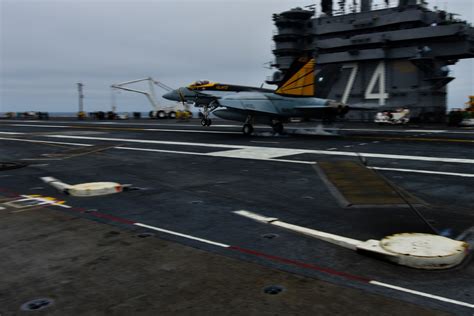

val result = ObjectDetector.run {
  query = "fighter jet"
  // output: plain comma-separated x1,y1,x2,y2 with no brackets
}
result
163,57,349,135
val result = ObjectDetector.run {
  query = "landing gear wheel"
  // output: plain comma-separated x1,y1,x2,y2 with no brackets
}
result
157,111,166,119
168,111,176,119
201,118,212,126
242,123,253,136
272,122,284,134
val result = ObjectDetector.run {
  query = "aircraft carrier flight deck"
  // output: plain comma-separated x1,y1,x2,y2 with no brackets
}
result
0,118,473,315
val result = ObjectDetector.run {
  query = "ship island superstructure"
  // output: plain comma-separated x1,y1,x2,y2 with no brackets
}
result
267,0,474,122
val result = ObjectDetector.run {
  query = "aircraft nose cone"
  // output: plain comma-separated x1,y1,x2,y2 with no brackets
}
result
162,91,177,101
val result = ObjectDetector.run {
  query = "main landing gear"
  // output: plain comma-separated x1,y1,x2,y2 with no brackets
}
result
242,123,253,136
200,101,218,127
242,115,255,136
240,118,285,136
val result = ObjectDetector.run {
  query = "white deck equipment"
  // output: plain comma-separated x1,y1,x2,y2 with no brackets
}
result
41,177,127,197
234,210,468,270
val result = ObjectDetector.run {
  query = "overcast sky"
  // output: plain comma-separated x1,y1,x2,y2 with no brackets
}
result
1,0,473,112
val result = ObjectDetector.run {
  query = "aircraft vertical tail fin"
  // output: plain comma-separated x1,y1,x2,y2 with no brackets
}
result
275,58,342,99
275,57,316,97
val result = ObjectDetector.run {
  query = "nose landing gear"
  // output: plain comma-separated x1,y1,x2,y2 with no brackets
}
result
201,118,212,126
200,101,218,127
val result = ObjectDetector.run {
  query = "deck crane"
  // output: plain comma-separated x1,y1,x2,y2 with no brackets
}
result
111,77,189,119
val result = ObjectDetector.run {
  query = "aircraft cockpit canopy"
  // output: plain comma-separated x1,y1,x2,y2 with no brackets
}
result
188,80,215,90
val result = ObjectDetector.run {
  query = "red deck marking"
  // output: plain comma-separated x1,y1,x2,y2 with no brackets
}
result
229,245,371,283
76,208,135,225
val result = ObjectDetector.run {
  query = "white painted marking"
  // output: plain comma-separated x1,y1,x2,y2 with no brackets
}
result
359,143,367,146
0,131,23,135
144,128,239,134
250,141,280,144
327,148,337,151
3,121,474,134
0,206,5,210
12,124,69,128
19,195,72,209
1,137,473,176
370,281,474,309
233,210,279,223
116,146,316,165
45,135,242,149
330,128,474,135
369,167,474,178
405,130,447,133
344,145,353,148
208,148,307,159
134,223,230,248
5,124,239,135
0,137,91,147
212,124,241,127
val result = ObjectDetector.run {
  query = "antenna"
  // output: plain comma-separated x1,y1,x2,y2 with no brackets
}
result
263,61,273,70
304,4,316,12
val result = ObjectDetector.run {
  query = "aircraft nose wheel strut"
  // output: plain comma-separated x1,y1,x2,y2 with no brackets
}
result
201,102,218,127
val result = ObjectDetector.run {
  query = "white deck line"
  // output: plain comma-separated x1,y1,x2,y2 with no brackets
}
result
3,121,473,134
369,167,474,178
370,281,474,309
0,136,91,147
0,131,24,135
0,136,473,175
134,223,230,248
116,146,316,165
42,134,474,164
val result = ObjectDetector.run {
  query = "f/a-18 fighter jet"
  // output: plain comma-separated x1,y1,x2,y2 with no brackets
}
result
163,57,349,135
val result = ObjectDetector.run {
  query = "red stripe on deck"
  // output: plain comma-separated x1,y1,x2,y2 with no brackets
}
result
229,245,371,283
70,207,136,225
